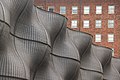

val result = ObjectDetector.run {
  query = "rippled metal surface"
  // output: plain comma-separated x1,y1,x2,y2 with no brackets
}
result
0,0,120,80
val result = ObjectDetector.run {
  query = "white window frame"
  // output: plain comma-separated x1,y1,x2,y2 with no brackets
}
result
96,20,102,28
84,6,90,14
108,34,114,42
108,20,114,28
96,6,102,14
83,20,90,28
72,6,78,14
108,5,115,14
60,6,66,14
95,34,101,42
71,20,78,28
48,6,54,12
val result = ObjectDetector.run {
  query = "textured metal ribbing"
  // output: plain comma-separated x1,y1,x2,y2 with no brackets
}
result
103,58,120,80
112,58,120,74
67,28,92,59
0,23,27,79
0,0,120,80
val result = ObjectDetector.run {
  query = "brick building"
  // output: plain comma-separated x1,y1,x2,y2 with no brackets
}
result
34,0,120,57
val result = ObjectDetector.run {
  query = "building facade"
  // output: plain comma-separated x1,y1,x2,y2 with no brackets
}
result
34,0,120,57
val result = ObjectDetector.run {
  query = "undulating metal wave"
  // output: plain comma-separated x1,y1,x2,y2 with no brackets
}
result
0,0,120,80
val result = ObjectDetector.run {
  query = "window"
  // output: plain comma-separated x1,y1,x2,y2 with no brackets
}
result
71,20,78,28
96,6,102,14
112,48,114,56
48,6,54,12
108,34,114,42
72,6,78,14
60,6,66,14
96,20,102,28
108,20,114,28
83,20,90,28
84,6,90,14
95,34,101,42
37,6,43,9
108,5,115,14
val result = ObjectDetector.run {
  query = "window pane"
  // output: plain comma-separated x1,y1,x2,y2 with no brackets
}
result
71,20,78,28
112,48,114,56
108,34,114,42
108,6,115,14
84,6,90,14
37,6,43,9
96,6,102,14
96,20,102,28
48,6,54,12
83,20,89,28
72,6,78,14
95,34,101,42
108,20,114,28
60,6,66,14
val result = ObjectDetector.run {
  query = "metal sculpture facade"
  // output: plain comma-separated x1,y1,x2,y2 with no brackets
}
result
0,0,120,80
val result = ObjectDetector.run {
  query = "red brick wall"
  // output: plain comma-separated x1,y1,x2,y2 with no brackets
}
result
34,0,120,57
80,0,120,57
